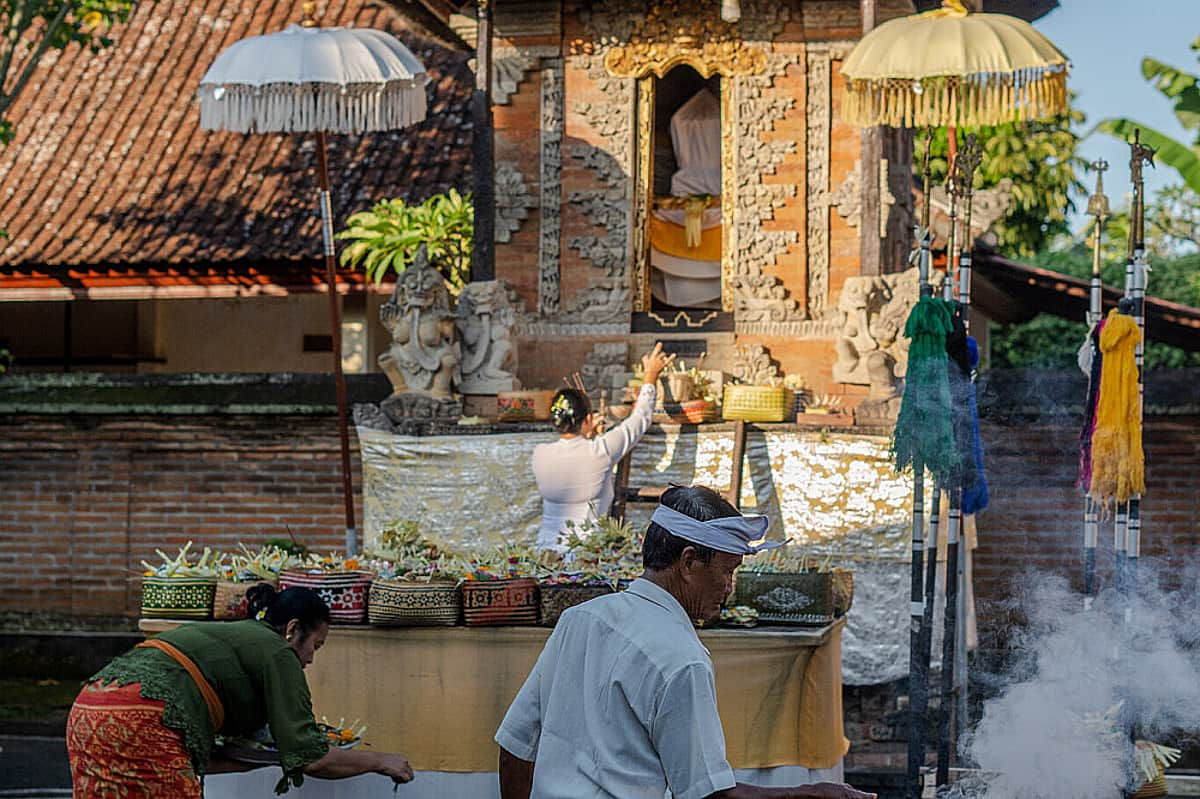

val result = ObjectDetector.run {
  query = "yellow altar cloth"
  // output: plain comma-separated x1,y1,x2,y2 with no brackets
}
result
650,214,723,261
303,620,848,772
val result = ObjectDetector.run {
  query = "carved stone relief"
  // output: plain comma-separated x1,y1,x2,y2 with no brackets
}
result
559,44,633,329
832,266,942,388
539,57,563,316
494,162,536,244
732,343,781,386
456,280,522,394
830,159,898,240
804,42,855,323
581,341,630,400
479,43,560,106
602,0,768,78
731,47,803,327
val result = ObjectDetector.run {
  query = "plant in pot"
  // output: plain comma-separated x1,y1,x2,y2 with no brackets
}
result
365,521,462,626
214,544,300,621
455,543,542,626
732,548,853,626
140,542,225,620
539,516,642,626
336,189,473,295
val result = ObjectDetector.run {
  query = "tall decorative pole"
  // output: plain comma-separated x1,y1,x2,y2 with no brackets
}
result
936,133,981,785
472,0,495,282
905,135,935,799
1125,133,1154,595
1082,160,1109,607
953,134,982,751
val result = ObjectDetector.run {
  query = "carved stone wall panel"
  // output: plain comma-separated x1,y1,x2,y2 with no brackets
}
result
494,162,536,244
538,57,563,316
581,341,630,400
559,48,634,328
732,343,780,386
731,47,803,328
805,47,832,321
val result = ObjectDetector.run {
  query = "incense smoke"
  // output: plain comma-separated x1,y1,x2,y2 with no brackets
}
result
957,568,1200,799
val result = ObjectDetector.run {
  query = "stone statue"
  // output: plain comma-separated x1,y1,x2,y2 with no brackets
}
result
456,280,521,394
833,266,941,390
378,245,461,401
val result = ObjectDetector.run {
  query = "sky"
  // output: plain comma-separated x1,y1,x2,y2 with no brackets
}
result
1033,0,1197,226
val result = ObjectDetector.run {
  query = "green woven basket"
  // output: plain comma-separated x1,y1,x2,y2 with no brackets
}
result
722,385,794,422
141,576,217,619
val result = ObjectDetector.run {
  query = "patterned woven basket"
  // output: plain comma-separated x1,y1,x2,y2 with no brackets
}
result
279,570,373,624
538,583,614,627
368,579,461,627
461,578,539,626
1132,763,1168,799
140,576,217,620
721,385,794,422
213,579,278,621
660,399,719,425
732,570,854,625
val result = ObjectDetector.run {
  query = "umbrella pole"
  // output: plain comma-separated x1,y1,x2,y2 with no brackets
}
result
315,130,358,556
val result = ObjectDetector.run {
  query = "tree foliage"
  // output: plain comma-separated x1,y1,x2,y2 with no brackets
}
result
0,1,141,145
336,190,474,293
1095,34,1200,193
913,105,1088,257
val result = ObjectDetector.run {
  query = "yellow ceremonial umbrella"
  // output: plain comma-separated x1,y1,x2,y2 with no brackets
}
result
840,0,1068,129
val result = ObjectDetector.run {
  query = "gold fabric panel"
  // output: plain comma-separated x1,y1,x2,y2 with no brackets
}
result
307,622,848,772
650,215,723,261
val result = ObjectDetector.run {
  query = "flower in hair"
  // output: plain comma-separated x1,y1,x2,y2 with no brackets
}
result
551,395,572,415
255,609,267,621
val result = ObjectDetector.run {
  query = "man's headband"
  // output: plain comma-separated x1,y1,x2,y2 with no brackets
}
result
649,504,783,556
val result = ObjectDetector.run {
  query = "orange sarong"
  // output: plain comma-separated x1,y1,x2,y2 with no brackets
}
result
66,681,201,798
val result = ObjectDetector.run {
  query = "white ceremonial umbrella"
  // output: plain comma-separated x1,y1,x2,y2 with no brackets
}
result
197,5,430,555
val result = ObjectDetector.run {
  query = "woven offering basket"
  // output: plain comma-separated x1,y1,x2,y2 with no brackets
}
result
732,570,854,625
722,385,794,422
538,583,614,627
368,579,461,626
1132,763,1168,799
461,578,539,626
140,576,217,620
213,579,278,621
279,570,373,624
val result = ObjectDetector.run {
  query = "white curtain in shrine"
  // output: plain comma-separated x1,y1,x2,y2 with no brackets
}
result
652,88,722,309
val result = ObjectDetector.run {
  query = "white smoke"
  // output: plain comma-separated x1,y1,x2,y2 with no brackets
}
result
959,568,1200,799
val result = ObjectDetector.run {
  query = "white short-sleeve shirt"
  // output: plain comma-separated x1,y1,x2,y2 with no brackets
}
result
495,578,737,799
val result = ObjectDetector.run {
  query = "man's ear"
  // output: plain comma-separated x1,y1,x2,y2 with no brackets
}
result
677,545,699,583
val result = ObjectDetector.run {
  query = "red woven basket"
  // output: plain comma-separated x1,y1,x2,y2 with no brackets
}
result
278,570,373,624
461,578,539,626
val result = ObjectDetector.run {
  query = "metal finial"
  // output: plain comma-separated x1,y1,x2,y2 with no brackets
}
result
301,2,319,27
1087,159,1110,220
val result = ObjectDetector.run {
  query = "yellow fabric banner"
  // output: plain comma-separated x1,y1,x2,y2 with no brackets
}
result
307,621,848,772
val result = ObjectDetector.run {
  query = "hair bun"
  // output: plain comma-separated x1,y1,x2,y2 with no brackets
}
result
245,583,279,618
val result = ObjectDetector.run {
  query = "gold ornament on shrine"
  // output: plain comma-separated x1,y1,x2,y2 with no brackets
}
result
603,1,766,79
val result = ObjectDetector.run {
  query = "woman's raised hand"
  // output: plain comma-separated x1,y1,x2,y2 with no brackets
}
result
641,342,676,386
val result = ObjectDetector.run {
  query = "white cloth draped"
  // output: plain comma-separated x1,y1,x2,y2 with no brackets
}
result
656,88,722,308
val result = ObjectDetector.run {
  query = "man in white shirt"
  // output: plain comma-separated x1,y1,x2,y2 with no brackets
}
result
495,485,876,799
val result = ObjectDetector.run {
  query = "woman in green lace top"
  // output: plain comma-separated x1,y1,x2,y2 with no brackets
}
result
66,585,414,796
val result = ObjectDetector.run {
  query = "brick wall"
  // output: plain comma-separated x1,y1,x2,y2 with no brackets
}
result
0,416,352,619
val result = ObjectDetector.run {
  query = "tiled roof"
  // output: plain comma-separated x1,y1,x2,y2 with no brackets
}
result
0,0,473,271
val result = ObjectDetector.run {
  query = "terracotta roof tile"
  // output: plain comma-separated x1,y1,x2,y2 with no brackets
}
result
0,0,473,270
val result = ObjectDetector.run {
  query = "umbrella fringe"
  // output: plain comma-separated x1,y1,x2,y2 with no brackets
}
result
841,67,1067,128
197,81,429,134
